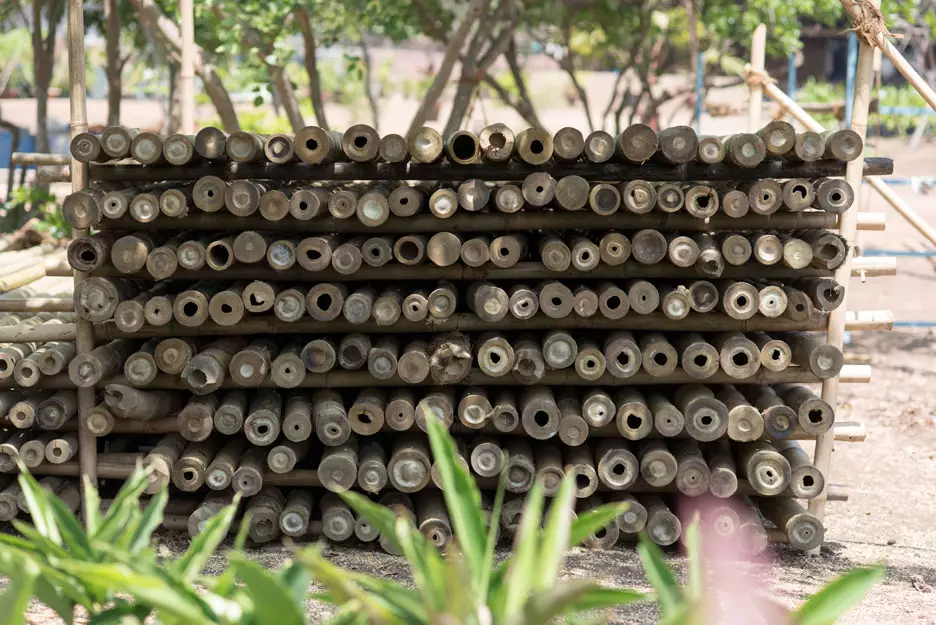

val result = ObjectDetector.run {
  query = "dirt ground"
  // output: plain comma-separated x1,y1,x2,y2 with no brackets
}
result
14,107,936,622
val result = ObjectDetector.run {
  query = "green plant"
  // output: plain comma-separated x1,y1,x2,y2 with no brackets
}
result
0,185,67,239
636,516,885,625
0,416,884,625
300,414,646,624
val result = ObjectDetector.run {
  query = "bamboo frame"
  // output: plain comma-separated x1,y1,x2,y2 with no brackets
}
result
19,364,873,390
809,5,877,550
85,157,894,183
838,0,936,111
0,298,73,312
67,0,98,508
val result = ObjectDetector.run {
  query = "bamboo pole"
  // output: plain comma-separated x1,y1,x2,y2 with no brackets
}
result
85,157,893,184
90,261,893,283
11,153,70,166
809,0,878,551
179,0,194,135
67,0,97,517
97,210,845,235
23,364,873,390
748,24,767,131
838,0,936,111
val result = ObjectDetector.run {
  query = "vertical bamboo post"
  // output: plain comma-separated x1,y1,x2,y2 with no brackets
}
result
68,0,98,514
748,24,767,132
180,0,195,134
808,0,878,553
838,0,936,111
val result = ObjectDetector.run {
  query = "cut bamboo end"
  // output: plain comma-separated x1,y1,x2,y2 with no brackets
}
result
838,364,871,384
844,310,893,331
855,212,885,231
850,256,896,277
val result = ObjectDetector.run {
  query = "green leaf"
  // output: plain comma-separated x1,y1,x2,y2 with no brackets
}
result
280,561,311,609
17,468,62,545
340,490,403,555
683,516,704,605
501,482,545,619
175,499,237,582
793,566,885,625
0,557,39,625
46,494,94,560
229,555,305,625
55,561,214,625
31,575,76,625
94,468,149,545
82,475,101,535
637,532,683,618
87,601,152,624
569,503,628,549
425,412,487,591
210,516,251,598
522,581,647,624
536,472,576,591
129,489,167,554
11,521,70,561
346,574,425,622
394,516,447,614
479,467,506,601
295,545,407,624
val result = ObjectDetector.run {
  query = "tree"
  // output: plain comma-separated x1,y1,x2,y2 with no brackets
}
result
25,0,65,154
128,0,241,131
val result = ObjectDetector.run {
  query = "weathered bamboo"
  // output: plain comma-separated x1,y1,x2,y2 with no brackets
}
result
758,496,823,551
388,435,431,493
643,495,681,546
706,439,738,499
717,384,765,442
674,384,729,442
181,337,246,394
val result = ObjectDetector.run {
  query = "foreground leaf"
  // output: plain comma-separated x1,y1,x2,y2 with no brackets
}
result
536,473,576,591
425,413,487,591
230,555,306,625
793,566,885,625
683,517,705,605
569,503,628,549
340,490,404,555
0,557,39,625
637,532,682,618
175,498,238,582
501,482,545,619
522,581,647,625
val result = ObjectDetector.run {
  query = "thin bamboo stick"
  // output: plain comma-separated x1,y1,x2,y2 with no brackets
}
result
0,299,73,312
809,2,878,550
67,0,98,518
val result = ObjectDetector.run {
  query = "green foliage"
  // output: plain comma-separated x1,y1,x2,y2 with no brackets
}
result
637,515,884,625
0,422,884,625
0,185,68,239
798,78,935,137
309,414,646,624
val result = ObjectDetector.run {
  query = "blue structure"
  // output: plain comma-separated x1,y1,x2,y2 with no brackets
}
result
0,130,37,169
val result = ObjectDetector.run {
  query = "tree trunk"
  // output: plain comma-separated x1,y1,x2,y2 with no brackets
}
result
503,38,543,127
129,0,240,131
561,56,594,132
406,0,486,136
360,36,380,130
31,0,62,154
272,65,305,132
167,63,182,134
296,8,328,129
105,0,122,125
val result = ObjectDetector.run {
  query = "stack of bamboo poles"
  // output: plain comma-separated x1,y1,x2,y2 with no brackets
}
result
0,122,893,553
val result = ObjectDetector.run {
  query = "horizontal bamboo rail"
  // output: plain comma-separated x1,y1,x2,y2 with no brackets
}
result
36,166,71,184
86,157,894,183
68,414,863,443
25,459,849,501
856,211,885,231
0,310,890,343
100,210,841,235
0,298,73,312
21,364,871,389
99,312,829,339
851,255,896,277
11,153,71,167
92,261,873,282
